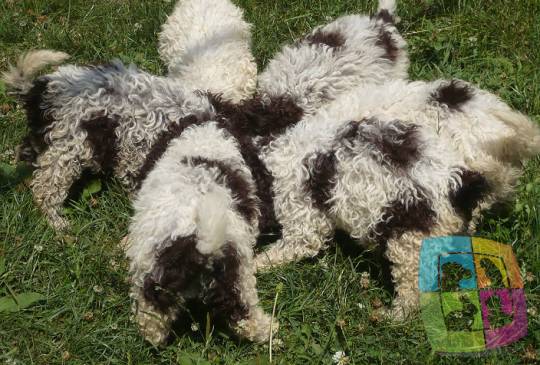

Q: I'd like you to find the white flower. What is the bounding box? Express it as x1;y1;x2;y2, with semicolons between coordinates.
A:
33;244;43;252
357;303;366;309
190;322;199;332
134;22;142;31
272;338;284;350
319;259;329;269
1;148;15;160
332;351;350;365
360;271;370;289
5;358;22;365
109;259;118;269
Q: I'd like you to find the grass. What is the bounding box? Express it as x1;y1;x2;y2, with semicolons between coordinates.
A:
0;0;539;363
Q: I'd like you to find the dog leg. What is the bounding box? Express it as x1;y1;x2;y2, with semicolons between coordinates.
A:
383;232;424;321
232;249;278;342
255;159;335;270
30;143;88;230
235;306;277;343
254;216;333;271
130;287;176;347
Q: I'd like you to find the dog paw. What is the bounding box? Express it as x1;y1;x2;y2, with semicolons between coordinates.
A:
379;304;415;322
49;215;70;231
253;253;273;272
119;235;131;251
135;310;172;347
235;308;278;343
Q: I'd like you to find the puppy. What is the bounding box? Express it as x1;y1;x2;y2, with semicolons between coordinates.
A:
124;0;414;340
158;0;257;103
257;0;408;115
254;79;540;319
126;119;276;346
3;54;213;230
2;0;257;230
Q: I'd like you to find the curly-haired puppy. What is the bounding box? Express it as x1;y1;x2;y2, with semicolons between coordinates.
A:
257;0;408;115
123;0;414;337
2;0;257;230
126;119;275;346
254;79;540;319
158;0;257;102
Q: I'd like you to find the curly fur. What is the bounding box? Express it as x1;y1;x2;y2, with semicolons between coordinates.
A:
4;58;216;230
257;0;408;115
254;77;540;321
127;122;276;346
7;0;539;346
2;1;260;231
158;0;257;102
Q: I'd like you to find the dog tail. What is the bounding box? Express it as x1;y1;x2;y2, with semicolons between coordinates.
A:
2;49;69;94
492;109;540;160
377;0;397;14
195;188;231;255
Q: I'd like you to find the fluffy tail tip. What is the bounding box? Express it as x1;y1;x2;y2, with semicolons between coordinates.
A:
195;189;230;255
378;0;397;13
2;49;69;91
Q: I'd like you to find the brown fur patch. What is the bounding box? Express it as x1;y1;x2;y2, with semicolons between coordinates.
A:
432;80;473;111
204;243;249;325
183;157;258;224
143;235;207;312
81;114;120;172
376;29;399;61
239;143;281;235
339;119;421;169
304;151;338;211
450;170;490;223
374;9;395;24
209;94;303;235
134;114;203;188
143;237;248;325
20;77;54;163
303;119;420;212
305;29;345;48
24;77;54;134
372;196;436;246
208;94;303;139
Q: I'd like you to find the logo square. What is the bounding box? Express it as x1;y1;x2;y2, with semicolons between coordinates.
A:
419;236;528;354
420;291;486;353
479;288;528;349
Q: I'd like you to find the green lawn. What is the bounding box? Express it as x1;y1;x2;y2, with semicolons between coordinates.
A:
1;0;539;364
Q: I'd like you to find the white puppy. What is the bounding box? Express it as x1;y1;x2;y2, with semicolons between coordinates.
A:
258;0;408;115
158;0;257;102
254;79;540;319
